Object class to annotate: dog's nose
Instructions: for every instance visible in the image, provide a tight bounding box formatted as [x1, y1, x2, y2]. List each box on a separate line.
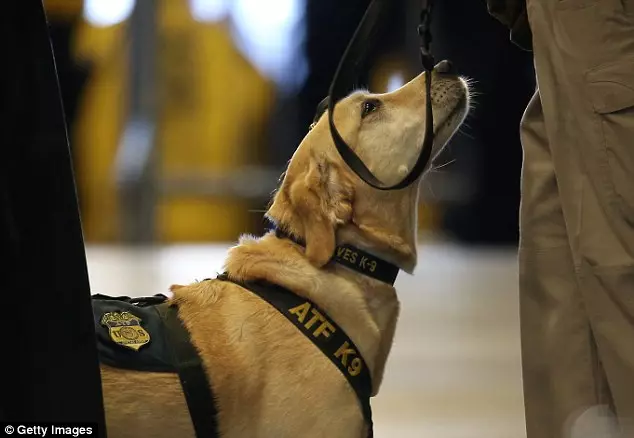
[434, 59, 453, 74]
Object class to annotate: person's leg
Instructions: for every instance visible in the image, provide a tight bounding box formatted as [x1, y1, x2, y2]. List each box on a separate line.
[526, 0, 634, 434]
[519, 89, 609, 438]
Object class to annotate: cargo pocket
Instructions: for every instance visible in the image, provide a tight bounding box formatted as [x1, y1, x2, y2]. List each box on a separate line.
[585, 58, 634, 223]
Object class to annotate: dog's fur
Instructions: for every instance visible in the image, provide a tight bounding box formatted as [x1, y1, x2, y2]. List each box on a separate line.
[100, 69, 470, 438]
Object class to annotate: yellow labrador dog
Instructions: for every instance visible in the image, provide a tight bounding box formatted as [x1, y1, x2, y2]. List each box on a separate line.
[100, 65, 470, 438]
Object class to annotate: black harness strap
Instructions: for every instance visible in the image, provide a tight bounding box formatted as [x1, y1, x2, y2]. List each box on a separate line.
[217, 273, 374, 437]
[156, 303, 220, 438]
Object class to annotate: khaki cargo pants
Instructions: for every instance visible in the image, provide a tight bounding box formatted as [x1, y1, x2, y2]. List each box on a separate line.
[519, 0, 634, 437]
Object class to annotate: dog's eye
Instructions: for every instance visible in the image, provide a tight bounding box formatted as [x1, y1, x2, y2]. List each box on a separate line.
[361, 99, 380, 119]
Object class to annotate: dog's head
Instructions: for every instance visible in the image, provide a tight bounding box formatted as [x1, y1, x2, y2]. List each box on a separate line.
[267, 66, 470, 271]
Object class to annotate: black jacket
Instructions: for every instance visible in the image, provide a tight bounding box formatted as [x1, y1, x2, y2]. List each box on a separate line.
[485, 0, 533, 51]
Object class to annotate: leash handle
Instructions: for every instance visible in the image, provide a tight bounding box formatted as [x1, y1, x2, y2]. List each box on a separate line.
[326, 0, 436, 191]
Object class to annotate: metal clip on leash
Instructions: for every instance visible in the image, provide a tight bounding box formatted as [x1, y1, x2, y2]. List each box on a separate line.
[326, 0, 436, 191]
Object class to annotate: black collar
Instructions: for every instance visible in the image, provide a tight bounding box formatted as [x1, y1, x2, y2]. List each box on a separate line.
[272, 226, 400, 286]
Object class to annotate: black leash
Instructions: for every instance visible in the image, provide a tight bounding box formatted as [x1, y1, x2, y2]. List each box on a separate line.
[325, 0, 436, 191]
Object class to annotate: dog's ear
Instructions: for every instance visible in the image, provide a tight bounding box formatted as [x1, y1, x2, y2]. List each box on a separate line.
[268, 154, 353, 268]
[289, 159, 338, 267]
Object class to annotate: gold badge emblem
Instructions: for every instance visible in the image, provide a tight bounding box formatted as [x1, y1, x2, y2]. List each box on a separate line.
[101, 311, 150, 351]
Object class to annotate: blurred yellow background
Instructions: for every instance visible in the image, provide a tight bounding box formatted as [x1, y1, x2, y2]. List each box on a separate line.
[43, 0, 440, 244]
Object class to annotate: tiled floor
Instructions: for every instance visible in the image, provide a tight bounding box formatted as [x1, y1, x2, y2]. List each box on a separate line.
[86, 240, 526, 438]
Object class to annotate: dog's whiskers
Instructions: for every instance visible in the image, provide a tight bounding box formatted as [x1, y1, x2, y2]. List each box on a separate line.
[430, 158, 456, 172]
[421, 180, 438, 200]
[457, 127, 476, 140]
